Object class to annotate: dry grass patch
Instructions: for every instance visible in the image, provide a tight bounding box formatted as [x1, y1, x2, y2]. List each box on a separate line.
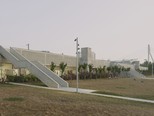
[67, 78, 154, 100]
[0, 83, 154, 116]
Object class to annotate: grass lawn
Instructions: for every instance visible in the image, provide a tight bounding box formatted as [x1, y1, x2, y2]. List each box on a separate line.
[0, 83, 154, 116]
[67, 77, 154, 100]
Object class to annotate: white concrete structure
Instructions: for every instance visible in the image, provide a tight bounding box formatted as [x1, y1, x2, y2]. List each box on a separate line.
[80, 47, 110, 67]
[0, 46, 111, 87]
[0, 46, 68, 88]
[0, 45, 146, 87]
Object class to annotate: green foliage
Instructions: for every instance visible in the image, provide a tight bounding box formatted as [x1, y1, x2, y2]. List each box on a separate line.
[107, 67, 111, 72]
[24, 74, 40, 82]
[59, 62, 67, 75]
[140, 60, 154, 75]
[82, 63, 88, 72]
[50, 62, 56, 71]
[7, 75, 25, 82]
[7, 74, 40, 83]
[88, 64, 93, 73]
[78, 64, 83, 72]
[6, 75, 15, 82]
[98, 67, 103, 74]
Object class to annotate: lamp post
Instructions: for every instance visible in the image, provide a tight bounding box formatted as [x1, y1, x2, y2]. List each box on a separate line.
[74, 37, 79, 92]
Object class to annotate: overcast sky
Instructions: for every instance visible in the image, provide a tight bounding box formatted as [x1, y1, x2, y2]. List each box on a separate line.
[0, 0, 154, 62]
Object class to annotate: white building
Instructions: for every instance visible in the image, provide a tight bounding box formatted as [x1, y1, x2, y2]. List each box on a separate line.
[0, 45, 146, 87]
[0, 46, 110, 78]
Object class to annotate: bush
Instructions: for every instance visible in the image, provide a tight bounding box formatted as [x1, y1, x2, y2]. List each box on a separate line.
[24, 74, 40, 82]
[6, 75, 15, 82]
[7, 75, 25, 82]
[7, 74, 41, 83]
[14, 76, 25, 82]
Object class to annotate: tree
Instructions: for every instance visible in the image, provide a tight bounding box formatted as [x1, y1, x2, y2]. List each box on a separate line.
[88, 64, 93, 79]
[82, 63, 88, 79]
[102, 66, 106, 78]
[78, 64, 83, 73]
[102, 66, 106, 72]
[50, 62, 56, 72]
[107, 67, 111, 73]
[117, 67, 121, 76]
[94, 68, 98, 79]
[98, 66, 103, 78]
[59, 62, 67, 76]
[140, 60, 154, 76]
[82, 63, 88, 72]
[107, 67, 112, 78]
[88, 64, 93, 73]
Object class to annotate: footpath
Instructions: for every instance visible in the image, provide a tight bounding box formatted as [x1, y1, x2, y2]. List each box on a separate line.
[9, 82, 154, 104]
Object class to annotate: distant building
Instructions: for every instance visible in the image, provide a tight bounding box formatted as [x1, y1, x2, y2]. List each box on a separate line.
[0, 46, 147, 80]
[0, 46, 110, 78]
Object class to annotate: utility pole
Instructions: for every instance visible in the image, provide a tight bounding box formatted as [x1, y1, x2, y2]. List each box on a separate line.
[148, 44, 150, 64]
[26, 43, 29, 50]
[148, 44, 154, 77]
[74, 37, 80, 92]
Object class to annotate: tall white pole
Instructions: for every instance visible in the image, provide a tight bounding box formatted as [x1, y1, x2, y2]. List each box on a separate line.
[27, 43, 29, 50]
[75, 37, 79, 93]
[149, 44, 154, 77]
[152, 62, 153, 77]
[150, 52, 154, 77]
[148, 44, 150, 65]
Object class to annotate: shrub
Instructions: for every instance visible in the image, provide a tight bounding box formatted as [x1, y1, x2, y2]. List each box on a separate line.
[14, 76, 25, 82]
[24, 74, 41, 82]
[6, 75, 15, 82]
[6, 74, 40, 83]
[7, 75, 25, 82]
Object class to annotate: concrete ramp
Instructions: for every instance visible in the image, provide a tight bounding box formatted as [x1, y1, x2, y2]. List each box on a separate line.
[0, 45, 68, 88]
[128, 69, 146, 78]
[31, 61, 68, 87]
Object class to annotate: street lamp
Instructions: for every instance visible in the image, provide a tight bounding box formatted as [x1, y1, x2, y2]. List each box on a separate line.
[74, 37, 80, 92]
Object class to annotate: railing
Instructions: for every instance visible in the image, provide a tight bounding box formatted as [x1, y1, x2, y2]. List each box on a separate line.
[0, 46, 20, 68]
[32, 61, 68, 87]
[9, 47, 69, 88]
[21, 60, 59, 88]
[9, 47, 60, 88]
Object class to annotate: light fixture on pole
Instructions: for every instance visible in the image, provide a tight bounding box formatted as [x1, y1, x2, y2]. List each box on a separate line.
[74, 37, 79, 92]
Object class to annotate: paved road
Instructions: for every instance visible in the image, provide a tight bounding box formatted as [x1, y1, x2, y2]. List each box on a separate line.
[9, 82, 154, 104]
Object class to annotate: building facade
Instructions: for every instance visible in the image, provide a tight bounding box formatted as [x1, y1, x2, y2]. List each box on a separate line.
[0, 46, 110, 78]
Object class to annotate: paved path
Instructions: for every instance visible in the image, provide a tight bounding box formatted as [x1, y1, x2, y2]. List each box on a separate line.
[9, 82, 154, 104]
[142, 77, 154, 80]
